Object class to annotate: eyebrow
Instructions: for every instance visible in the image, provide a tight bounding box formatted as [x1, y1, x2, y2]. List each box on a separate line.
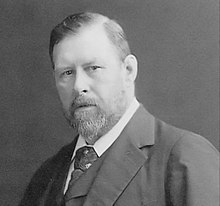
[81, 58, 98, 67]
[54, 58, 100, 71]
[54, 66, 71, 71]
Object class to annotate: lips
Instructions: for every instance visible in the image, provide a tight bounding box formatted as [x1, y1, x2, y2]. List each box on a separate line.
[73, 105, 95, 115]
[76, 103, 94, 109]
[71, 98, 98, 113]
[72, 101, 96, 112]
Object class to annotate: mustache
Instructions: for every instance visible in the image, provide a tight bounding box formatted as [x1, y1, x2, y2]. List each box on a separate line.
[71, 97, 98, 111]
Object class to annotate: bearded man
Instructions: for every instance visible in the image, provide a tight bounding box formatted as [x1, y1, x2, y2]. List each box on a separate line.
[19, 12, 219, 206]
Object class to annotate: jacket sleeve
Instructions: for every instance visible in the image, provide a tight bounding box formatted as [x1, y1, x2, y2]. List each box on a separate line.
[19, 157, 54, 206]
[165, 133, 219, 206]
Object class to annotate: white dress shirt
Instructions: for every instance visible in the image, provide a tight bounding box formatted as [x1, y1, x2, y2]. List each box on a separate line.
[64, 98, 140, 193]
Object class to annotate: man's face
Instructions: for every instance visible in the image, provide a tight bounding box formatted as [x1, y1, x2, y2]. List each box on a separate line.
[53, 25, 131, 144]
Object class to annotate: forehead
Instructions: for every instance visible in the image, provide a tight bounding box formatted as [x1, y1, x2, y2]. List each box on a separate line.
[53, 24, 119, 63]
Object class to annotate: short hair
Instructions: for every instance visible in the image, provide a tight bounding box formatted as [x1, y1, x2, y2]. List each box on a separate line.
[49, 12, 131, 67]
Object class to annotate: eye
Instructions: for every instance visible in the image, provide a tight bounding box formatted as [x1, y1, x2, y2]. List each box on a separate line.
[87, 65, 102, 71]
[58, 69, 75, 81]
[63, 70, 73, 76]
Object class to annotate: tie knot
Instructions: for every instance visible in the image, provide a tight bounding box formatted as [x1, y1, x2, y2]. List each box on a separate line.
[74, 146, 98, 172]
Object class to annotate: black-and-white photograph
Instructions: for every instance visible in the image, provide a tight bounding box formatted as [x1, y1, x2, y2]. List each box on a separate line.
[0, 1, 219, 205]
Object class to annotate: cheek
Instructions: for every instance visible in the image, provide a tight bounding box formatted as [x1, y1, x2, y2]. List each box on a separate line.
[56, 83, 74, 109]
[94, 79, 125, 105]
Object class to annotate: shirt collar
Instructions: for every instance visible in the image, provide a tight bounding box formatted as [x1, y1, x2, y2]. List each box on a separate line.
[72, 98, 140, 159]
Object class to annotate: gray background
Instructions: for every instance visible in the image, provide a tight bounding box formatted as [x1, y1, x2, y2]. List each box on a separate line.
[0, 0, 219, 205]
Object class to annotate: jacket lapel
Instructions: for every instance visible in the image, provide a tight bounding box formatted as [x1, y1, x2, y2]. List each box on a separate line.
[64, 149, 108, 200]
[84, 105, 155, 205]
[46, 137, 78, 206]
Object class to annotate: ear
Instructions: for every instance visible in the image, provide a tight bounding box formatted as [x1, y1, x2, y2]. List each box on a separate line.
[123, 54, 138, 84]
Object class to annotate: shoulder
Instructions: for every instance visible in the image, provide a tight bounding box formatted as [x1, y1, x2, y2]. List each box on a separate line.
[155, 120, 219, 181]
[159, 122, 220, 205]
[131, 105, 218, 158]
[154, 118, 218, 156]
[36, 140, 76, 176]
[146, 117, 219, 174]
[167, 128, 219, 170]
[19, 140, 76, 206]
[161, 120, 218, 157]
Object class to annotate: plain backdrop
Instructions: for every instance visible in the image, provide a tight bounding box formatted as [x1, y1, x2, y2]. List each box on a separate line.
[0, 0, 219, 205]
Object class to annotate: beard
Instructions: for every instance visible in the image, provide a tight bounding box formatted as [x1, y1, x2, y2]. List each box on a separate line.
[64, 93, 127, 145]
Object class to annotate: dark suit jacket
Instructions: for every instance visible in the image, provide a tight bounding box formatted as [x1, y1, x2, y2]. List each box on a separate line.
[19, 105, 219, 206]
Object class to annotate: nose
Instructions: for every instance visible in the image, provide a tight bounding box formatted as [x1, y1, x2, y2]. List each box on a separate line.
[73, 70, 89, 95]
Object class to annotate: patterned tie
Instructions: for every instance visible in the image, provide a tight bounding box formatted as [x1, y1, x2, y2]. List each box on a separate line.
[64, 146, 98, 201]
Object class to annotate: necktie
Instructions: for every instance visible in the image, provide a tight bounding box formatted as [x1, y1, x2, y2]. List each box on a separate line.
[64, 146, 98, 200]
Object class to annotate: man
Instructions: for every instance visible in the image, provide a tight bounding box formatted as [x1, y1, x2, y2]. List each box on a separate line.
[20, 12, 219, 206]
